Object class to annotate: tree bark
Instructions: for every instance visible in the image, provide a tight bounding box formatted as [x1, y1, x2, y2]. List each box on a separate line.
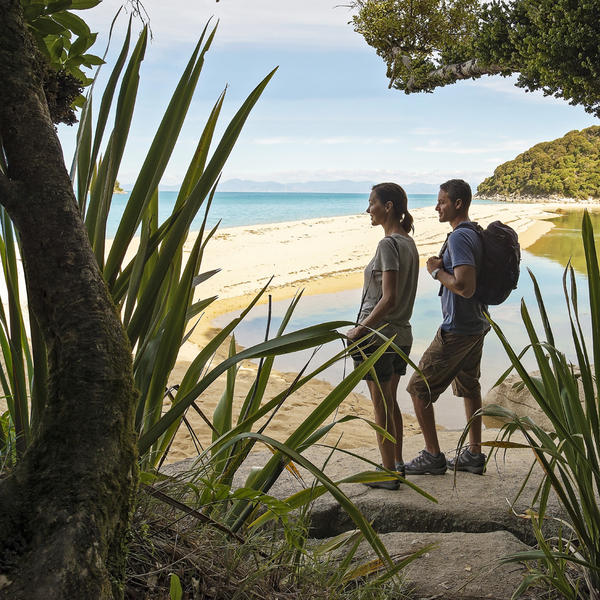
[427, 58, 504, 85]
[0, 1, 138, 598]
[389, 48, 505, 91]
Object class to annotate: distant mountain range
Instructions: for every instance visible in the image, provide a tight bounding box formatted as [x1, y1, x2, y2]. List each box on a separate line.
[142, 179, 441, 194]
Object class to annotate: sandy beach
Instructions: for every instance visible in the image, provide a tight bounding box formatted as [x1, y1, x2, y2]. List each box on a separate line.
[0, 200, 592, 462]
[164, 201, 588, 463]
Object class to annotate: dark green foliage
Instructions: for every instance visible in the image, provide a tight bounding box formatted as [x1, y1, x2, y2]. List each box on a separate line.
[21, 0, 103, 123]
[41, 65, 82, 125]
[352, 0, 600, 117]
[473, 211, 600, 598]
[477, 126, 600, 200]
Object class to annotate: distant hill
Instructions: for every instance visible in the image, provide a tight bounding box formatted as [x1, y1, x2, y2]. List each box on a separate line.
[477, 126, 600, 201]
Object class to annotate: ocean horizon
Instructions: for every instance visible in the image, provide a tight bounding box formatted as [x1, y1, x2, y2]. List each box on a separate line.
[107, 191, 496, 238]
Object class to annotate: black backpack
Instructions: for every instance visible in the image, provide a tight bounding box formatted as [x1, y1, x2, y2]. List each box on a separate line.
[441, 221, 521, 305]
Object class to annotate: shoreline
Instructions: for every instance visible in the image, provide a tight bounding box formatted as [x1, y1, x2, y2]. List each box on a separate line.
[165, 201, 583, 462]
[187, 201, 572, 339]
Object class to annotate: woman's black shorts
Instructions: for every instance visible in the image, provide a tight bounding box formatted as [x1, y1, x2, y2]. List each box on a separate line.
[352, 344, 411, 382]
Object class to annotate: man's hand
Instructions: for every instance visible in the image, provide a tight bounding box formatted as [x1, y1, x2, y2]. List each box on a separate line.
[426, 256, 443, 274]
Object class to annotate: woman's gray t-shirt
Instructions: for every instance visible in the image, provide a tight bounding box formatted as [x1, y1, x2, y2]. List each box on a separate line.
[358, 233, 419, 346]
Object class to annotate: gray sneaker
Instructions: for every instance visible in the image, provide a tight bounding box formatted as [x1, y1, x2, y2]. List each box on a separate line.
[405, 450, 447, 475]
[395, 462, 406, 478]
[364, 466, 402, 490]
[447, 449, 486, 474]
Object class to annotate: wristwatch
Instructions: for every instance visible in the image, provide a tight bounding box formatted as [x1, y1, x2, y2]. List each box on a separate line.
[430, 267, 441, 280]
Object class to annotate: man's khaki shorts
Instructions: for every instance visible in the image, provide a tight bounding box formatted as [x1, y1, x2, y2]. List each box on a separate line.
[406, 327, 488, 403]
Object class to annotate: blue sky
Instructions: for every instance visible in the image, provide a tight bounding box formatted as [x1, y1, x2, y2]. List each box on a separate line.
[58, 0, 599, 189]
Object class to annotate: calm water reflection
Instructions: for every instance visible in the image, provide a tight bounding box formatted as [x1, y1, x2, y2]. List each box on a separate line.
[214, 210, 599, 430]
[526, 209, 600, 275]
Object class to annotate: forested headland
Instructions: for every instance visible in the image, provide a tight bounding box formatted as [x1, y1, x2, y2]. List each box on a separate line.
[477, 126, 600, 201]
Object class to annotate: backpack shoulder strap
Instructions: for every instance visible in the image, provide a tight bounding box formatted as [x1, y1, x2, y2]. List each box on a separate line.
[437, 223, 482, 297]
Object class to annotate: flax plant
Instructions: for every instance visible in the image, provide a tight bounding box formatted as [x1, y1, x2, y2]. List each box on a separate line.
[464, 211, 600, 599]
[0, 14, 433, 586]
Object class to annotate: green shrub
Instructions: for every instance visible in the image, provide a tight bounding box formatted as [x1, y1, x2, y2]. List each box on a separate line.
[471, 211, 600, 599]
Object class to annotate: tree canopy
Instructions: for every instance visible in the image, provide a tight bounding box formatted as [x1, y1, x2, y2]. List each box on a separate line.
[352, 0, 600, 117]
[477, 126, 600, 200]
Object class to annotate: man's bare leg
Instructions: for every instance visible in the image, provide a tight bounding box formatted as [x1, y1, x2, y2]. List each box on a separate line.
[463, 395, 482, 454]
[411, 393, 441, 455]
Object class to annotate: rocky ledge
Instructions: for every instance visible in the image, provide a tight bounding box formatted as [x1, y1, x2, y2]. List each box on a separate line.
[170, 430, 563, 599]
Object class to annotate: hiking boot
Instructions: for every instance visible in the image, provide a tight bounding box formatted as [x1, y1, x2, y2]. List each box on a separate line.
[404, 450, 447, 475]
[364, 466, 401, 490]
[395, 462, 406, 478]
[447, 448, 486, 474]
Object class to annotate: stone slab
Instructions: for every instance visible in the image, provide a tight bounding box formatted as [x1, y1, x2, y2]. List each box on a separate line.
[353, 530, 535, 600]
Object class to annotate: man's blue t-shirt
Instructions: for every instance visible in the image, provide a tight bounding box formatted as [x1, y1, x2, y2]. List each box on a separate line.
[440, 223, 490, 335]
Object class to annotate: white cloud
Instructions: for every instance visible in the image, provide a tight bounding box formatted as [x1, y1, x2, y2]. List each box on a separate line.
[220, 167, 491, 185]
[409, 126, 452, 136]
[463, 76, 569, 107]
[414, 138, 535, 155]
[79, 0, 360, 48]
[253, 136, 401, 145]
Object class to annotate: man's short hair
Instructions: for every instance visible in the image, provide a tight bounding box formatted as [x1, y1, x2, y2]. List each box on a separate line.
[440, 179, 472, 212]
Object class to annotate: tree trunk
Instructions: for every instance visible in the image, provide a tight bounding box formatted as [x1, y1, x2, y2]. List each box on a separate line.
[0, 1, 138, 598]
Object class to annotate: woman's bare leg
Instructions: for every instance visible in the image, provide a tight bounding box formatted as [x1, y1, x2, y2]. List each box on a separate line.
[389, 372, 404, 465]
[367, 378, 399, 470]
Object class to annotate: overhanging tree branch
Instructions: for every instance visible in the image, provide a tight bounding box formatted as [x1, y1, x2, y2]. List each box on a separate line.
[389, 48, 506, 91]
[354, 0, 600, 116]
[428, 59, 504, 85]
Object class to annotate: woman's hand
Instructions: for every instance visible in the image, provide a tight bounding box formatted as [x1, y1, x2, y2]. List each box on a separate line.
[346, 326, 366, 341]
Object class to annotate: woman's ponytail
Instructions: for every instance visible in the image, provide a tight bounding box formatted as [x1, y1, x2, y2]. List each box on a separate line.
[401, 210, 414, 233]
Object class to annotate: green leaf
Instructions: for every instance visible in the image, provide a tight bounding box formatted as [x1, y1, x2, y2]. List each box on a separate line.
[169, 573, 182, 600]
[23, 4, 45, 22]
[104, 25, 216, 286]
[80, 17, 132, 204]
[69, 0, 102, 8]
[45, 0, 74, 15]
[80, 53, 104, 67]
[30, 16, 68, 36]
[52, 10, 90, 37]
[226, 340, 393, 529]
[69, 31, 96, 58]
[221, 432, 396, 568]
[87, 27, 148, 262]
[139, 229, 204, 444]
[212, 337, 237, 441]
[176, 89, 226, 205]
[125, 69, 277, 346]
[138, 320, 349, 455]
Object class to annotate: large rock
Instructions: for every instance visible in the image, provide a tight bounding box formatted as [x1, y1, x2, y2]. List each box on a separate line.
[353, 530, 533, 600]
[167, 431, 562, 599]
[483, 372, 584, 431]
[168, 430, 564, 546]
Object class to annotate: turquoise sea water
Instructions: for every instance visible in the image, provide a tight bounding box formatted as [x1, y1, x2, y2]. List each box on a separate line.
[107, 191, 495, 237]
[213, 210, 600, 430]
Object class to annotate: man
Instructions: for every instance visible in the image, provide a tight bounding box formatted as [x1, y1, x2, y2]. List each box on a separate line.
[405, 179, 489, 475]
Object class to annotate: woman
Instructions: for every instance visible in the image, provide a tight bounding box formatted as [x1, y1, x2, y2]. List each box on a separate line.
[346, 183, 419, 490]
